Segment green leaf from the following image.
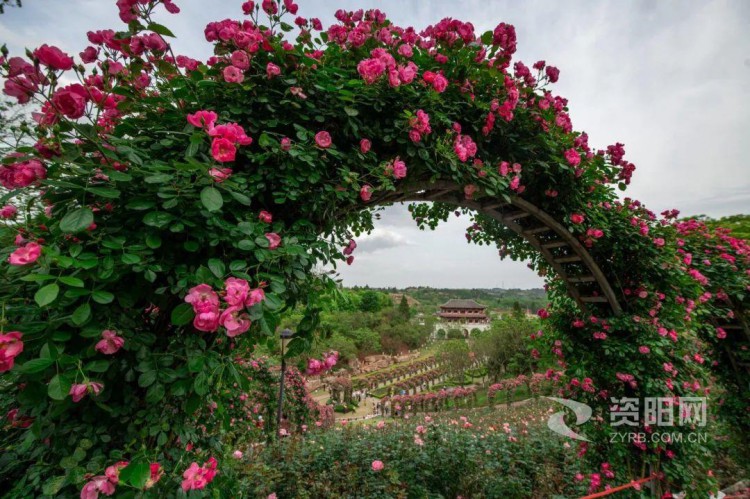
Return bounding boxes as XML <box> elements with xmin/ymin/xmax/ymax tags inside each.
<box><xmin>143</xmin><ymin>211</ymin><xmax>173</xmax><ymax>228</ymax></box>
<box><xmin>119</xmin><ymin>458</ymin><xmax>151</xmax><ymax>489</ymax></box>
<box><xmin>170</xmin><ymin>303</ymin><xmax>194</xmax><ymax>326</ymax></box>
<box><xmin>145</xmin><ymin>233</ymin><xmax>162</xmax><ymax>249</ymax></box>
<box><xmin>200</xmin><ymin>187</ymin><xmax>223</xmax><ymax>212</ymax></box>
<box><xmin>48</xmin><ymin>374</ymin><xmax>71</xmax><ymax>401</ymax></box>
<box><xmin>230</xmin><ymin>191</ymin><xmax>252</xmax><ymax>206</ymax></box>
<box><xmin>59</xmin><ymin>276</ymin><xmax>85</xmax><ymax>288</ymax></box>
<box><xmin>138</xmin><ymin>370</ymin><xmax>157</xmax><ymax>388</ymax></box>
<box><xmin>194</xmin><ymin>372</ymin><xmax>208</xmax><ymax>396</ymax></box>
<box><xmin>146</xmin><ymin>383</ymin><xmax>165</xmax><ymax>404</ymax></box>
<box><xmin>148</xmin><ymin>22</ymin><xmax>175</xmax><ymax>36</ymax></box>
<box><xmin>208</xmin><ymin>258</ymin><xmax>225</xmax><ymax>278</ymax></box>
<box><xmin>237</xmin><ymin>239</ymin><xmax>255</xmax><ymax>251</ymax></box>
<box><xmin>72</xmin><ymin>303</ymin><xmax>92</xmax><ymax>325</ymax></box>
<box><xmin>121</xmin><ymin>253</ymin><xmax>141</xmax><ymax>265</ymax></box>
<box><xmin>85</xmin><ymin>360</ymin><xmax>110</xmax><ymax>373</ymax></box>
<box><xmin>60</xmin><ymin>208</ymin><xmax>94</xmax><ymax>233</ymax></box>
<box><xmin>19</xmin><ymin>357</ymin><xmax>55</xmax><ymax>374</ymax></box>
<box><xmin>92</xmin><ymin>291</ymin><xmax>115</xmax><ymax>304</ymax></box>
<box><xmin>42</xmin><ymin>476</ymin><xmax>67</xmax><ymax>496</ymax></box>
<box><xmin>344</xmin><ymin>106</ymin><xmax>359</xmax><ymax>117</ymax></box>
<box><xmin>87</xmin><ymin>187</ymin><xmax>121</xmax><ymax>199</ymax></box>
<box><xmin>35</xmin><ymin>283</ymin><xmax>60</xmax><ymax>307</ymax></box>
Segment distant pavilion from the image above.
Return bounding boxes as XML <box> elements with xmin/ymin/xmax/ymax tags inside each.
<box><xmin>433</xmin><ymin>299</ymin><xmax>491</xmax><ymax>338</ymax></box>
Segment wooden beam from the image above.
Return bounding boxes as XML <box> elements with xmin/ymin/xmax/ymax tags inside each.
<box><xmin>554</xmin><ymin>255</ymin><xmax>582</xmax><ymax>264</ymax></box>
<box><xmin>524</xmin><ymin>226</ymin><xmax>551</xmax><ymax>235</ymax></box>
<box><xmin>568</xmin><ymin>275</ymin><xmax>596</xmax><ymax>283</ymax></box>
<box><xmin>541</xmin><ymin>240</ymin><xmax>568</xmax><ymax>249</ymax></box>
<box><xmin>581</xmin><ymin>296</ymin><xmax>608</xmax><ymax>303</ymax></box>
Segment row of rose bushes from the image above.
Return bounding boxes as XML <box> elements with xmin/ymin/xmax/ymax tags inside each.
<box><xmin>382</xmin><ymin>386</ymin><xmax>478</xmax><ymax>415</ymax></box>
<box><xmin>487</xmin><ymin>370</ymin><xmax>562</xmax><ymax>403</ymax></box>
<box><xmin>352</xmin><ymin>355</ymin><xmax>439</xmax><ymax>390</ymax></box>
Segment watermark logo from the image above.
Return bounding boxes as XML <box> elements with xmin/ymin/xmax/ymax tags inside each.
<box><xmin>545</xmin><ymin>396</ymin><xmax>708</xmax><ymax>443</ymax></box>
<box><xmin>546</xmin><ymin>397</ymin><xmax>592</xmax><ymax>441</ymax></box>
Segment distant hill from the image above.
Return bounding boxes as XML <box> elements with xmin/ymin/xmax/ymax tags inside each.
<box><xmin>354</xmin><ymin>286</ymin><xmax>548</xmax><ymax>312</ymax></box>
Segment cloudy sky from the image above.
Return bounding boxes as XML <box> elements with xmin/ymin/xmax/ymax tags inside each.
<box><xmin>2</xmin><ymin>0</ymin><xmax>748</xmax><ymax>288</ymax></box>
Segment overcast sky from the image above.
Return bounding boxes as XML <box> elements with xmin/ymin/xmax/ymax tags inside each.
<box><xmin>2</xmin><ymin>0</ymin><xmax>748</xmax><ymax>288</ymax></box>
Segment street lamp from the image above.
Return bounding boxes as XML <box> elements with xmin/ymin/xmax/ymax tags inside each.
<box><xmin>276</xmin><ymin>328</ymin><xmax>294</xmax><ymax>439</ymax></box>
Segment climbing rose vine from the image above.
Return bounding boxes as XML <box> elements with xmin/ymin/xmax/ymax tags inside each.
<box><xmin>0</xmin><ymin>0</ymin><xmax>747</xmax><ymax>496</ymax></box>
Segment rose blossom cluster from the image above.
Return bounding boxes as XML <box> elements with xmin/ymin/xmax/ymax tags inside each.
<box><xmin>0</xmin><ymin>332</ymin><xmax>23</xmax><ymax>372</ymax></box>
<box><xmin>357</xmin><ymin>47</ymin><xmax>417</xmax><ymax>87</ymax></box>
<box><xmin>408</xmin><ymin>109</ymin><xmax>431</xmax><ymax>142</ymax></box>
<box><xmin>0</xmin><ymin>157</ymin><xmax>47</xmax><ymax>190</ymax></box>
<box><xmin>187</xmin><ymin>110</ymin><xmax>253</xmax><ymax>164</ymax></box>
<box><xmin>181</xmin><ymin>457</ymin><xmax>218</xmax><ymax>491</ymax></box>
<box><xmin>384</xmin><ymin>157</ymin><xmax>407</xmax><ymax>179</ymax></box>
<box><xmin>81</xmin><ymin>461</ymin><xmax>162</xmax><ymax>498</ymax></box>
<box><xmin>343</xmin><ymin>239</ymin><xmax>357</xmax><ymax>265</ymax></box>
<box><xmin>305</xmin><ymin>351</ymin><xmax>339</xmax><ymax>375</ymax></box>
<box><xmin>184</xmin><ymin>278</ymin><xmax>265</xmax><ymax>336</ymax></box>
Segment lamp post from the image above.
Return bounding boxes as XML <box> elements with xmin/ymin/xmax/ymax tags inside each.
<box><xmin>276</xmin><ymin>328</ymin><xmax>293</xmax><ymax>439</ymax></box>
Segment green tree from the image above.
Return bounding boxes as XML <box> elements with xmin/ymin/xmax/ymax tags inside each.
<box><xmin>698</xmin><ymin>214</ymin><xmax>750</xmax><ymax>240</ymax></box>
<box><xmin>474</xmin><ymin>316</ymin><xmax>538</xmax><ymax>381</ymax></box>
<box><xmin>438</xmin><ymin>339</ymin><xmax>472</xmax><ymax>381</ymax></box>
<box><xmin>398</xmin><ymin>295</ymin><xmax>410</xmax><ymax>321</ymax></box>
<box><xmin>359</xmin><ymin>290</ymin><xmax>383</xmax><ymax>313</ymax></box>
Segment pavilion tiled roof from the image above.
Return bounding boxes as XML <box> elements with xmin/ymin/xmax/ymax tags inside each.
<box><xmin>437</xmin><ymin>312</ymin><xmax>488</xmax><ymax>319</ymax></box>
<box><xmin>439</xmin><ymin>299</ymin><xmax>486</xmax><ymax>310</ymax></box>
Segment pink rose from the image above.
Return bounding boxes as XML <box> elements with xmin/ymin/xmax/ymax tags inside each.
<box><xmin>230</xmin><ymin>50</ymin><xmax>250</xmax><ymax>70</ymax></box>
<box><xmin>0</xmin><ymin>159</ymin><xmax>47</xmax><ymax>189</ymax></box>
<box><xmin>564</xmin><ymin>148</ymin><xmax>581</xmax><ymax>166</ymax></box>
<box><xmin>245</xmin><ymin>288</ymin><xmax>265</xmax><ymax>307</ymax></box>
<box><xmin>315</xmin><ymin>131</ymin><xmax>332</xmax><ymax>148</ymax></box>
<box><xmin>34</xmin><ymin>44</ymin><xmax>74</xmax><ymax>70</ymax></box>
<box><xmin>69</xmin><ymin>382</ymin><xmax>103</xmax><ymax>403</ymax></box>
<box><xmin>570</xmin><ymin>213</ymin><xmax>585</xmax><ymax>225</ymax></box>
<box><xmin>185</xmin><ymin>284</ymin><xmax>219</xmax><ymax>313</ymax></box>
<box><xmin>360</xmin><ymin>138</ymin><xmax>371</xmax><ymax>154</ymax></box>
<box><xmin>266</xmin><ymin>62</ymin><xmax>281</xmax><ymax>78</ymax></box>
<box><xmin>545</xmin><ymin>66</ymin><xmax>560</xmax><ymax>83</ymax></box>
<box><xmin>209</xmin><ymin>167</ymin><xmax>233</xmax><ymax>182</ymax></box>
<box><xmin>0</xmin><ymin>205</ymin><xmax>18</xmax><ymax>219</ymax></box>
<box><xmin>360</xmin><ymin>185</ymin><xmax>373</xmax><ymax>202</ymax></box>
<box><xmin>357</xmin><ymin>58</ymin><xmax>386</xmax><ymax>84</ymax></box>
<box><xmin>105</xmin><ymin>461</ymin><xmax>129</xmax><ymax>484</ymax></box>
<box><xmin>371</xmin><ymin>460</ymin><xmax>384</xmax><ymax>472</ymax></box>
<box><xmin>95</xmin><ymin>330</ymin><xmax>124</xmax><ymax>355</ymax></box>
<box><xmin>223</xmin><ymin>65</ymin><xmax>244</xmax><ymax>83</ymax></box>
<box><xmin>194</xmin><ymin>310</ymin><xmax>220</xmax><ymax>333</ymax></box>
<box><xmin>219</xmin><ymin>306</ymin><xmax>251</xmax><ymax>337</ymax></box>
<box><xmin>80</xmin><ymin>46</ymin><xmax>98</xmax><ymax>63</ymax></box>
<box><xmin>187</xmin><ymin>110</ymin><xmax>218</xmax><ymax>130</ymax></box>
<box><xmin>224</xmin><ymin>277</ymin><xmax>250</xmax><ymax>306</ymax></box>
<box><xmin>387</xmin><ymin>157</ymin><xmax>407</xmax><ymax>179</ymax></box>
<box><xmin>233</xmin><ymin>450</ymin><xmax>243</xmax><ymax>459</ymax></box>
<box><xmin>258</xmin><ymin>210</ymin><xmax>273</xmax><ymax>223</ymax></box>
<box><xmin>51</xmin><ymin>84</ymin><xmax>89</xmax><ymax>119</ymax></box>
<box><xmin>81</xmin><ymin>476</ymin><xmax>116</xmax><ymax>499</ymax></box>
<box><xmin>280</xmin><ymin>137</ymin><xmax>291</xmax><ymax>151</ymax></box>
<box><xmin>265</xmin><ymin>232</ymin><xmax>281</xmax><ymax>249</ymax></box>
<box><xmin>9</xmin><ymin>242</ymin><xmax>42</xmax><ymax>266</ymax></box>
<box><xmin>0</xmin><ymin>331</ymin><xmax>23</xmax><ymax>373</ymax></box>
<box><xmin>211</xmin><ymin>138</ymin><xmax>237</xmax><ymax>162</ymax></box>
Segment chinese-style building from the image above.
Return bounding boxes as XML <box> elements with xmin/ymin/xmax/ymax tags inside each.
<box><xmin>433</xmin><ymin>299</ymin><xmax>491</xmax><ymax>338</ymax></box>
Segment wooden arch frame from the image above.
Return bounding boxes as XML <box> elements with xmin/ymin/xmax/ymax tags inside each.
<box><xmin>369</xmin><ymin>180</ymin><xmax>623</xmax><ymax>316</ymax></box>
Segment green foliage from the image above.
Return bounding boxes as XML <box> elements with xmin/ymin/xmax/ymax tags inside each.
<box><xmin>474</xmin><ymin>315</ymin><xmax>542</xmax><ymax>380</ymax></box>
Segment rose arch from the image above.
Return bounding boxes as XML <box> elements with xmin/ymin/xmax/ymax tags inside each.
<box><xmin>0</xmin><ymin>0</ymin><xmax>747</xmax><ymax>496</ymax></box>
